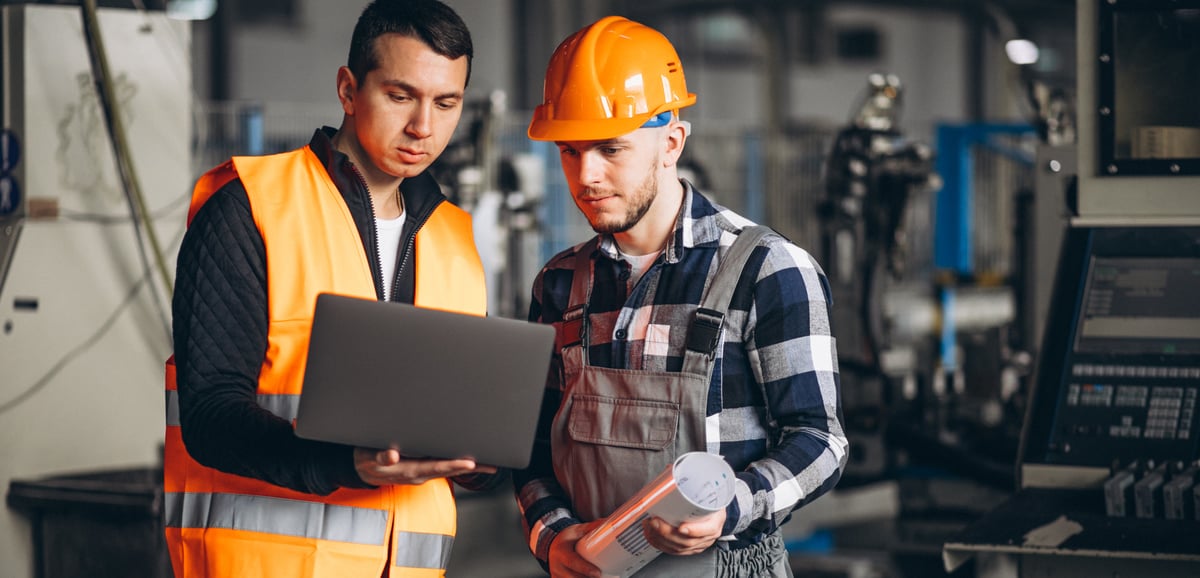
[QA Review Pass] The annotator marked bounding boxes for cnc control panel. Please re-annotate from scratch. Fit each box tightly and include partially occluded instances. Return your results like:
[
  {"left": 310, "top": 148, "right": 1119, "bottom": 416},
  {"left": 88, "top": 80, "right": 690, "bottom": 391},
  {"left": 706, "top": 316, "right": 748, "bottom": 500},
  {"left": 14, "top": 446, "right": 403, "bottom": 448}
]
[{"left": 1027, "top": 228, "right": 1200, "bottom": 469}]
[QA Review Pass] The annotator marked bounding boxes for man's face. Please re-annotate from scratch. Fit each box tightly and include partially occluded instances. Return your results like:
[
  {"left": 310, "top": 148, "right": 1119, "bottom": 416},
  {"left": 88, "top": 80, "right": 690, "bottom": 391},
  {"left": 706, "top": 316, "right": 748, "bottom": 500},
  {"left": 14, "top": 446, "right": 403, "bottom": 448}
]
[
  {"left": 557, "top": 129, "right": 663, "bottom": 235},
  {"left": 341, "top": 34, "right": 467, "bottom": 179}
]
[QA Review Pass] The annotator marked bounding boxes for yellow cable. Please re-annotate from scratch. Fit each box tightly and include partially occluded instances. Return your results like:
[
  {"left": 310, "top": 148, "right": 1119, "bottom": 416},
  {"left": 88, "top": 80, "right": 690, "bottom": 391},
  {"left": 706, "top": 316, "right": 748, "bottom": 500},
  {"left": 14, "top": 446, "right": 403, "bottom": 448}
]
[{"left": 79, "top": 0, "right": 175, "bottom": 311}]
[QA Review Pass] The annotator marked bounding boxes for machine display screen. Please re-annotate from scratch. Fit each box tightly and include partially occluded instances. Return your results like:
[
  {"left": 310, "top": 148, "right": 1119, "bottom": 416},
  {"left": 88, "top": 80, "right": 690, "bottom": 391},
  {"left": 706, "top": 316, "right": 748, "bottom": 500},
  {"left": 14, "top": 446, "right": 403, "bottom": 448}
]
[
  {"left": 1074, "top": 257, "right": 1200, "bottom": 356},
  {"left": 1024, "top": 228, "right": 1200, "bottom": 469}
]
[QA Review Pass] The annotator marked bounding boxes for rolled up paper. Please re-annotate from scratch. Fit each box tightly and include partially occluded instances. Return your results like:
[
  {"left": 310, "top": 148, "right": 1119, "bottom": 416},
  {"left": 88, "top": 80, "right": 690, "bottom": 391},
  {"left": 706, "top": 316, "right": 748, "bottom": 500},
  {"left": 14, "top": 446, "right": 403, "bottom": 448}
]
[{"left": 576, "top": 451, "right": 736, "bottom": 578}]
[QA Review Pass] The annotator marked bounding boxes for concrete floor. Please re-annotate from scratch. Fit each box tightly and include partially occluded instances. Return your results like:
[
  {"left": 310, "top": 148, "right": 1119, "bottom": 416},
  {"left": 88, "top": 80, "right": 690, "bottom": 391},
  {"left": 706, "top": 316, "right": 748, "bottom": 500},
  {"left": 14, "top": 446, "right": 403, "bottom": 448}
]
[
  {"left": 448, "top": 483, "right": 544, "bottom": 577},
  {"left": 445, "top": 480, "right": 902, "bottom": 578},
  {"left": 444, "top": 479, "right": 953, "bottom": 578}
]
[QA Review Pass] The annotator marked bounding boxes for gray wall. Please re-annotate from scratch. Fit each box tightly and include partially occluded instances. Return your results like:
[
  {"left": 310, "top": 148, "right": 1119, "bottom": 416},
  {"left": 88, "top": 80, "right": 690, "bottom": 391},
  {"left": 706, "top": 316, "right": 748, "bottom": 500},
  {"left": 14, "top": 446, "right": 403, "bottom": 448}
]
[
  {"left": 0, "top": 6, "right": 190, "bottom": 577},
  {"left": 196, "top": 0, "right": 1037, "bottom": 139},
  {"left": 192, "top": 0, "right": 518, "bottom": 116}
]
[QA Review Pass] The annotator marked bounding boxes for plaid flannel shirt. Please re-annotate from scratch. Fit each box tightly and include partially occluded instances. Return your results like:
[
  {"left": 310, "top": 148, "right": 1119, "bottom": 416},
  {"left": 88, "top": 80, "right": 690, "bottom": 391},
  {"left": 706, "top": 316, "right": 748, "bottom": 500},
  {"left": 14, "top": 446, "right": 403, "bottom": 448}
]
[{"left": 513, "top": 183, "right": 847, "bottom": 564}]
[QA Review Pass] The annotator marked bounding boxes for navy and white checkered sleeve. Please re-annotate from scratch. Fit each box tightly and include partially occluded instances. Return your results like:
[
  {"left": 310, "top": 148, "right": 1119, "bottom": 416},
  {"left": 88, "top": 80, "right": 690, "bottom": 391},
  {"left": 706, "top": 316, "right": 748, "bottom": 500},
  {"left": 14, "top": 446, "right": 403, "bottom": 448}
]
[{"left": 727, "top": 238, "right": 848, "bottom": 538}]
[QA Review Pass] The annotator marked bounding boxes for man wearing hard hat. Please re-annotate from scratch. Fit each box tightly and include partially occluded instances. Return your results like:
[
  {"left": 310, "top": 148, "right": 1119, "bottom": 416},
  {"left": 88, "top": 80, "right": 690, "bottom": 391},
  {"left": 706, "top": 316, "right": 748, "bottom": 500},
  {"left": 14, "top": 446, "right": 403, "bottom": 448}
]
[{"left": 513, "top": 15, "right": 848, "bottom": 578}]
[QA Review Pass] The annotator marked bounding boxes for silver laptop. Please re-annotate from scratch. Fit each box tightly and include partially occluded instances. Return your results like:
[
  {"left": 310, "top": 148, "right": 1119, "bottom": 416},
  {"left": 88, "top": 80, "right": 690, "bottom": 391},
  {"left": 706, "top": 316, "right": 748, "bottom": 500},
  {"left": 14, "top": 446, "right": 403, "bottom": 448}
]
[{"left": 295, "top": 292, "right": 554, "bottom": 469}]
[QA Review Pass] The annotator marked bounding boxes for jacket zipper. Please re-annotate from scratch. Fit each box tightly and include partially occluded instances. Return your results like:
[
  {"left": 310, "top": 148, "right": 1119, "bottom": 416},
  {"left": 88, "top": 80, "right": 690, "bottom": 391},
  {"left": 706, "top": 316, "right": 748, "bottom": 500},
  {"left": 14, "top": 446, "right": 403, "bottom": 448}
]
[
  {"left": 392, "top": 198, "right": 444, "bottom": 301},
  {"left": 347, "top": 163, "right": 387, "bottom": 301},
  {"left": 346, "top": 161, "right": 444, "bottom": 303}
]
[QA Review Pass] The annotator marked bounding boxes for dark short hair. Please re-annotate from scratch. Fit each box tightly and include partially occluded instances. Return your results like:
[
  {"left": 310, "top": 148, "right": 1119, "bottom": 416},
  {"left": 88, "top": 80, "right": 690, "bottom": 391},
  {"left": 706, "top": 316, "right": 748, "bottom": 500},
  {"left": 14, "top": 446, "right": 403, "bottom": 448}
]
[{"left": 348, "top": 0, "right": 473, "bottom": 87}]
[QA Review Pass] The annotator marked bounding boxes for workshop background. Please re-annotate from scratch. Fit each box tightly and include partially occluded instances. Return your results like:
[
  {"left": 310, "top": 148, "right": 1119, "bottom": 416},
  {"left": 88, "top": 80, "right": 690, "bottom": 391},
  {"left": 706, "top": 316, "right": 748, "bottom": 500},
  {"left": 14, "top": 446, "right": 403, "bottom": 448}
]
[{"left": 2, "top": 0, "right": 1198, "bottom": 577}]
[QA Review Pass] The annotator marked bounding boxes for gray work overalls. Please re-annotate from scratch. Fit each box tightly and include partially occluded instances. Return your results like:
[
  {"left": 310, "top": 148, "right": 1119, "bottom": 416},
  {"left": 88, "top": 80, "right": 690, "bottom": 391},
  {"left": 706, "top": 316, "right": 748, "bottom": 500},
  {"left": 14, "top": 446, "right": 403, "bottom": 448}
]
[{"left": 550, "top": 227, "right": 793, "bottom": 577}]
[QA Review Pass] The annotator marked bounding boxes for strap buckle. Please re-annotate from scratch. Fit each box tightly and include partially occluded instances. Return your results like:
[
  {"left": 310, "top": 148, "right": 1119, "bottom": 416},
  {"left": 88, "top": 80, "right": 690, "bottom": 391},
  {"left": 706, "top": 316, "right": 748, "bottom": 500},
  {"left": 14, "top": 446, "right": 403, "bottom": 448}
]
[
  {"left": 686, "top": 307, "right": 725, "bottom": 356},
  {"left": 557, "top": 304, "right": 587, "bottom": 350}
]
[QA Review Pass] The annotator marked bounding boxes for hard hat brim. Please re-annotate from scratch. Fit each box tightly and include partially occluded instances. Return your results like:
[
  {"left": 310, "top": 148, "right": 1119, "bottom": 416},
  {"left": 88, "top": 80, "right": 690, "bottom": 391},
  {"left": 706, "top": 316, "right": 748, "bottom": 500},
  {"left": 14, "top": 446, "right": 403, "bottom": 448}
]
[
  {"left": 527, "top": 115, "right": 651, "bottom": 142},
  {"left": 527, "top": 95, "right": 697, "bottom": 142}
]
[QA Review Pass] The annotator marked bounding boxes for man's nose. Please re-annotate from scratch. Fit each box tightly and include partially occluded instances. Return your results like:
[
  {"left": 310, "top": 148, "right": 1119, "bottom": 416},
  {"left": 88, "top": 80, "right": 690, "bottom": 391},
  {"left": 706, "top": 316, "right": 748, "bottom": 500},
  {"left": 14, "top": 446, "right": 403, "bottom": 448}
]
[
  {"left": 575, "top": 151, "right": 603, "bottom": 186},
  {"left": 406, "top": 103, "right": 433, "bottom": 139}
]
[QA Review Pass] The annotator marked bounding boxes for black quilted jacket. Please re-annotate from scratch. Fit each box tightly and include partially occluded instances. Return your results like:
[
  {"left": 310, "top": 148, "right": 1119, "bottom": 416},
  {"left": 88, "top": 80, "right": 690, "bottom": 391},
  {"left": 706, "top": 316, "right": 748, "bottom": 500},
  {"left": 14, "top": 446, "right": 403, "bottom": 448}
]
[{"left": 171, "top": 128, "right": 459, "bottom": 495}]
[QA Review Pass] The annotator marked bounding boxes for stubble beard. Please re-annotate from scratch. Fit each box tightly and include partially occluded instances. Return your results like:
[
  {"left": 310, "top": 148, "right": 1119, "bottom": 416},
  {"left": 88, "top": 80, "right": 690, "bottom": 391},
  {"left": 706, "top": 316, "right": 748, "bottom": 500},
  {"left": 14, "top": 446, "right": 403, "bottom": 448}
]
[{"left": 586, "top": 161, "right": 659, "bottom": 235}]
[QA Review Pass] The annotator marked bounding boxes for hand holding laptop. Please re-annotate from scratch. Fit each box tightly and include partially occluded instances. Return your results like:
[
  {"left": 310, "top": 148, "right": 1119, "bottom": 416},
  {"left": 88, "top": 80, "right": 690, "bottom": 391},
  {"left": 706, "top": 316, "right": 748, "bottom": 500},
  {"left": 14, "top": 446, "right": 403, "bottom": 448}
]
[{"left": 353, "top": 447, "right": 497, "bottom": 486}]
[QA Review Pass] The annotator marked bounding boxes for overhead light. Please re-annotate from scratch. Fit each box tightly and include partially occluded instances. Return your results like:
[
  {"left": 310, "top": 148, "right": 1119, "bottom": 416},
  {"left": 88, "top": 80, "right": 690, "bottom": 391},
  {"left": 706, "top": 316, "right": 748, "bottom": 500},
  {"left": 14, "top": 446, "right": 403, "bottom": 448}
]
[
  {"left": 1005, "top": 38, "right": 1040, "bottom": 65},
  {"left": 167, "top": 0, "right": 217, "bottom": 21}
]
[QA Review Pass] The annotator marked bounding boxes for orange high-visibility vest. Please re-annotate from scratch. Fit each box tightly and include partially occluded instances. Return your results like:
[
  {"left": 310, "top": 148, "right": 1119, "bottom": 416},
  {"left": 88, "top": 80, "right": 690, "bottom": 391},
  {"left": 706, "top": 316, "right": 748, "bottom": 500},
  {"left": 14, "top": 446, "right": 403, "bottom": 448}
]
[{"left": 164, "top": 146, "right": 486, "bottom": 578}]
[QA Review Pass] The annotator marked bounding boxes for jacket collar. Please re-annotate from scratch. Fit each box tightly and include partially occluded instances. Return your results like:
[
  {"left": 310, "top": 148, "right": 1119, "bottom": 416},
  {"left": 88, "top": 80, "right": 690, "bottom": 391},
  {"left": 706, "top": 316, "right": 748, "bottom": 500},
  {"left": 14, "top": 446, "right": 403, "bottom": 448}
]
[{"left": 308, "top": 127, "right": 446, "bottom": 223}]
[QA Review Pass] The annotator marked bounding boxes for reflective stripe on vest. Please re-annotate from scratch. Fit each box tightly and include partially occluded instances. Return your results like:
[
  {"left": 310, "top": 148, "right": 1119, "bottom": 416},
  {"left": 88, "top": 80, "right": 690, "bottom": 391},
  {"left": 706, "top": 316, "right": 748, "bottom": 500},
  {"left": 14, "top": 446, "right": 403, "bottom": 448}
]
[
  {"left": 396, "top": 532, "right": 455, "bottom": 571},
  {"left": 164, "top": 491, "right": 389, "bottom": 546},
  {"left": 165, "top": 146, "right": 486, "bottom": 578},
  {"left": 164, "top": 491, "right": 452, "bottom": 569}
]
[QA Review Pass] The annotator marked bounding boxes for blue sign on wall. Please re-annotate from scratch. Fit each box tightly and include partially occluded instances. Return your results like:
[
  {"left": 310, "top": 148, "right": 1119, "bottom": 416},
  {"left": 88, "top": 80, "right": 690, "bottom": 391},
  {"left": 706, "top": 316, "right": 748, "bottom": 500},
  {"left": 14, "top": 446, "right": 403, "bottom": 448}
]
[{"left": 0, "top": 129, "right": 20, "bottom": 173}]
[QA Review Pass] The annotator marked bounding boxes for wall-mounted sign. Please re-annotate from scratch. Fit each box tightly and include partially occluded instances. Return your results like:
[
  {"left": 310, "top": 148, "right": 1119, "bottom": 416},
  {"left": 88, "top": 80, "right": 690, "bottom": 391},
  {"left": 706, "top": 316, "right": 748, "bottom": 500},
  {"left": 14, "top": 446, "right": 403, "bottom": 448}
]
[{"left": 0, "top": 129, "right": 20, "bottom": 174}]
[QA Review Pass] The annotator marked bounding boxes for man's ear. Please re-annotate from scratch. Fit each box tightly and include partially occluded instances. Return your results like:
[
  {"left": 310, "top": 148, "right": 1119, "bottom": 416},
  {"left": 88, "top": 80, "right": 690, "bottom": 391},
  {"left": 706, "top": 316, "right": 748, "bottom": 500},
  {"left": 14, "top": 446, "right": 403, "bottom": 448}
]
[
  {"left": 662, "top": 120, "right": 688, "bottom": 167},
  {"left": 336, "top": 66, "right": 357, "bottom": 115}
]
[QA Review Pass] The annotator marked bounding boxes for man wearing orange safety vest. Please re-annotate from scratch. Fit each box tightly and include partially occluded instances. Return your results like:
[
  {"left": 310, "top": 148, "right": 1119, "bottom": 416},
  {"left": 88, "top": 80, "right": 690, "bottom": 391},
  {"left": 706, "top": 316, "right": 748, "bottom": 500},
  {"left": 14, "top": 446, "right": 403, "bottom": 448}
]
[{"left": 165, "top": 1, "right": 496, "bottom": 576}]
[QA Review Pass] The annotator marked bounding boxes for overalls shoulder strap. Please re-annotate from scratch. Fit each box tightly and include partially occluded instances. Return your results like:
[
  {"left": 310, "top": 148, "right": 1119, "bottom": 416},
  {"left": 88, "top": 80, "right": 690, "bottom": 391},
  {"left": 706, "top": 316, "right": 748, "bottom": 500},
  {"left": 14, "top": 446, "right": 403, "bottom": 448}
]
[
  {"left": 681, "top": 225, "right": 775, "bottom": 375},
  {"left": 556, "top": 238, "right": 601, "bottom": 352}
]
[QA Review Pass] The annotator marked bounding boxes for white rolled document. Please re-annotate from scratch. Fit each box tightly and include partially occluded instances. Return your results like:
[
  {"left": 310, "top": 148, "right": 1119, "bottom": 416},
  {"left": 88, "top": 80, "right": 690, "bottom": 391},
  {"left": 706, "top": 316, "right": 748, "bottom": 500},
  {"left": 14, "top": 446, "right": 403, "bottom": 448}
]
[{"left": 576, "top": 451, "right": 737, "bottom": 578}]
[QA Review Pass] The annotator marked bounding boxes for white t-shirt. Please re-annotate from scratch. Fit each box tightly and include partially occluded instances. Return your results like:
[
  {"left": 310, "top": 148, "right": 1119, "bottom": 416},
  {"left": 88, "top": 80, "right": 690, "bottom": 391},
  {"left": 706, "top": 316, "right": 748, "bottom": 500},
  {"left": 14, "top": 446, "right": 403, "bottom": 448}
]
[
  {"left": 617, "top": 246, "right": 663, "bottom": 288},
  {"left": 376, "top": 212, "right": 407, "bottom": 301}
]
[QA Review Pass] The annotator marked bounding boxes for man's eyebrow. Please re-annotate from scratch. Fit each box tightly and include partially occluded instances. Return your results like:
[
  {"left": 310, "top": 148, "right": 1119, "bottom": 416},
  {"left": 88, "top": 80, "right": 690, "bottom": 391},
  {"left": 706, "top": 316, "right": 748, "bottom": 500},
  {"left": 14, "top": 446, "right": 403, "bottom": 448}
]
[
  {"left": 593, "top": 138, "right": 633, "bottom": 149},
  {"left": 556, "top": 138, "right": 627, "bottom": 148},
  {"left": 379, "top": 79, "right": 463, "bottom": 100}
]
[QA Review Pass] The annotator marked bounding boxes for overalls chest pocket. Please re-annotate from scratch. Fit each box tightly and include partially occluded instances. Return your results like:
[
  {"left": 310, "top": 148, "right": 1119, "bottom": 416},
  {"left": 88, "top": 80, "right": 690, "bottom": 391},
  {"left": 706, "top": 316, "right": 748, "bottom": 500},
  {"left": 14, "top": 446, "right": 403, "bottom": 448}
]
[{"left": 567, "top": 394, "right": 680, "bottom": 450}]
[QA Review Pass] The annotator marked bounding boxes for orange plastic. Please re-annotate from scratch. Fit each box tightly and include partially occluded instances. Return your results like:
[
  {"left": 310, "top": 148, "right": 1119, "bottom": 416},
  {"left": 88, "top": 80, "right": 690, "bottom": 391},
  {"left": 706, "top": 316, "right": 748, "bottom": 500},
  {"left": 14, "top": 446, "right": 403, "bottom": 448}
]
[{"left": 528, "top": 16, "right": 697, "bottom": 141}]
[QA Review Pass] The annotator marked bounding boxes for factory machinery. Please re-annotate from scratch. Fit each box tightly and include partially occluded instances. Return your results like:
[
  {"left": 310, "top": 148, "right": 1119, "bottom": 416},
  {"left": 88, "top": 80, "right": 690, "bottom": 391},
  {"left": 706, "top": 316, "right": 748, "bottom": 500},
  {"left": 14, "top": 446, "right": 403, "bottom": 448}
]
[
  {"left": 942, "top": 214, "right": 1200, "bottom": 578},
  {"left": 815, "top": 4, "right": 1200, "bottom": 576},
  {"left": 820, "top": 68, "right": 1049, "bottom": 486},
  {"left": 941, "top": 1, "right": 1200, "bottom": 577},
  {"left": 807, "top": 64, "right": 1041, "bottom": 576}
]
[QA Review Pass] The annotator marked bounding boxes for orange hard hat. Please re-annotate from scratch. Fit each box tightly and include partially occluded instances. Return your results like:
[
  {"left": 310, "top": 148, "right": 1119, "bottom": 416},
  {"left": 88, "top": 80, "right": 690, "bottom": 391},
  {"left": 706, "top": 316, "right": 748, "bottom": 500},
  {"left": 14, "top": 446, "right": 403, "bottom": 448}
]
[{"left": 528, "top": 16, "right": 697, "bottom": 142}]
